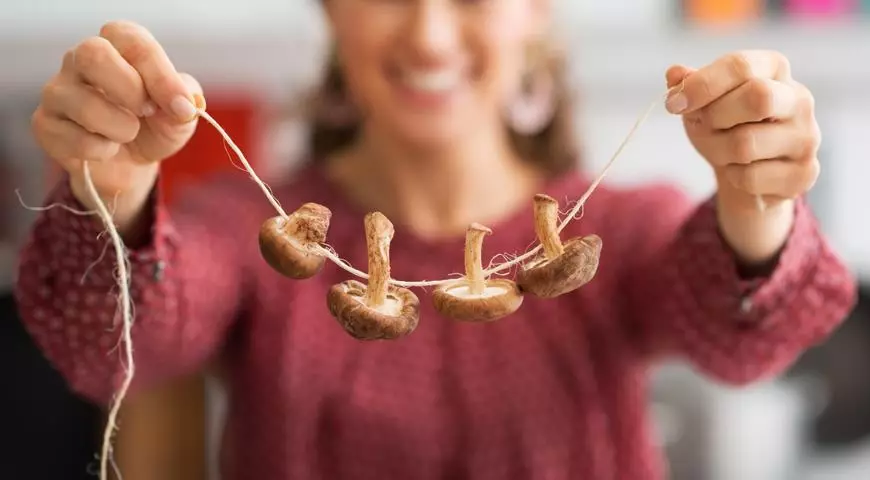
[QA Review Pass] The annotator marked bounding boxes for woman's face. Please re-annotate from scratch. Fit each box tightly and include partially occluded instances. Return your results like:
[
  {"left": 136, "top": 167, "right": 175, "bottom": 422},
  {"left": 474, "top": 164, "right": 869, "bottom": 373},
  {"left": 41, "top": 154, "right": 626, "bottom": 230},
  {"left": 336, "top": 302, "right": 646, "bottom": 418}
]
[{"left": 325, "top": 0, "right": 549, "bottom": 149}]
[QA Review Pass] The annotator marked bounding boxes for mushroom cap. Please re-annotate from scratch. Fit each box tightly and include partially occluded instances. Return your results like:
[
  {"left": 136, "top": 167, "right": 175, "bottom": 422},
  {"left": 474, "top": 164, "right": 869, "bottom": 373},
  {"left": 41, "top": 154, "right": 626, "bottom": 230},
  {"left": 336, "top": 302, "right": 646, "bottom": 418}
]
[
  {"left": 326, "top": 279, "right": 421, "bottom": 340},
  {"left": 517, "top": 234, "right": 602, "bottom": 298},
  {"left": 259, "top": 203, "right": 332, "bottom": 279},
  {"left": 432, "top": 278, "right": 523, "bottom": 323}
]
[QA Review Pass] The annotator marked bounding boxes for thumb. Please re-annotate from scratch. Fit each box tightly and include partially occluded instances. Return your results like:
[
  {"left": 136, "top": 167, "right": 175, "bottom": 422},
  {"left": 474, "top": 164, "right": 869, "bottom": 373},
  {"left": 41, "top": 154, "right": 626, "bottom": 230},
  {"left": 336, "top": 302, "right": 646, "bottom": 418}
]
[
  {"left": 133, "top": 73, "right": 204, "bottom": 163},
  {"left": 179, "top": 73, "right": 206, "bottom": 112},
  {"left": 666, "top": 64, "right": 696, "bottom": 89},
  {"left": 145, "top": 73, "right": 204, "bottom": 123}
]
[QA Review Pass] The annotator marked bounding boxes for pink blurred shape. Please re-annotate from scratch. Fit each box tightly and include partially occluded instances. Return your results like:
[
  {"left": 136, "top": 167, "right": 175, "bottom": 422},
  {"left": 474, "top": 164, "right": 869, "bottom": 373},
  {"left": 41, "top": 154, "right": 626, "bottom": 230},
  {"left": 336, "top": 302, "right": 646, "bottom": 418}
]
[{"left": 783, "top": 0, "right": 859, "bottom": 17}]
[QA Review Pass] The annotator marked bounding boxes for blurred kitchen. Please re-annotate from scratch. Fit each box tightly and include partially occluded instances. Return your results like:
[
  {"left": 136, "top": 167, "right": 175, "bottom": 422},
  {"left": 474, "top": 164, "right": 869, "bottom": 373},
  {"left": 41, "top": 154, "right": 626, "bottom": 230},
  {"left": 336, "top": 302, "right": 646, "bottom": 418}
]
[{"left": 1, "top": 1, "right": 869, "bottom": 479}]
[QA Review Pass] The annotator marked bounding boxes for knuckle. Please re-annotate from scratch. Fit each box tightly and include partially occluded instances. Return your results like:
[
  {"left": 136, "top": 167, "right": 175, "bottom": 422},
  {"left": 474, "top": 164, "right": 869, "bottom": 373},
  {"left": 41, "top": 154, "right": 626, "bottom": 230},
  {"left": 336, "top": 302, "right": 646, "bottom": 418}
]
[
  {"left": 103, "top": 21, "right": 155, "bottom": 66},
  {"left": 77, "top": 95, "right": 140, "bottom": 143},
  {"left": 727, "top": 52, "right": 755, "bottom": 80},
  {"left": 76, "top": 94, "right": 103, "bottom": 129},
  {"left": 30, "top": 108, "right": 47, "bottom": 138},
  {"left": 759, "top": 50, "right": 792, "bottom": 75},
  {"left": 74, "top": 37, "right": 113, "bottom": 72},
  {"left": 804, "top": 158, "right": 821, "bottom": 189},
  {"left": 697, "top": 77, "right": 714, "bottom": 101},
  {"left": 789, "top": 157, "right": 820, "bottom": 197},
  {"left": 731, "top": 129, "right": 757, "bottom": 163},
  {"left": 745, "top": 78, "right": 775, "bottom": 117},
  {"left": 61, "top": 48, "right": 77, "bottom": 72},
  {"left": 40, "top": 79, "right": 62, "bottom": 104},
  {"left": 152, "top": 74, "right": 179, "bottom": 97},
  {"left": 99, "top": 20, "right": 140, "bottom": 40},
  {"left": 802, "top": 128, "right": 821, "bottom": 156},
  {"left": 99, "top": 20, "right": 124, "bottom": 38},
  {"left": 119, "top": 37, "right": 152, "bottom": 66},
  {"left": 773, "top": 51, "right": 791, "bottom": 75},
  {"left": 796, "top": 84, "right": 816, "bottom": 116}
]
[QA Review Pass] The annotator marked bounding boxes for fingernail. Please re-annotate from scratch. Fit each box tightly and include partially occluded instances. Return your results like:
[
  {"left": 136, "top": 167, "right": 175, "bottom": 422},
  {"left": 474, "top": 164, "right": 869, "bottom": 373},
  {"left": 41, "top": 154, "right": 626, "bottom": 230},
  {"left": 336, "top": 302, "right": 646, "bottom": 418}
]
[
  {"left": 666, "top": 93, "right": 688, "bottom": 114},
  {"left": 170, "top": 95, "right": 197, "bottom": 121},
  {"left": 193, "top": 94, "right": 207, "bottom": 111},
  {"left": 141, "top": 101, "right": 157, "bottom": 117}
]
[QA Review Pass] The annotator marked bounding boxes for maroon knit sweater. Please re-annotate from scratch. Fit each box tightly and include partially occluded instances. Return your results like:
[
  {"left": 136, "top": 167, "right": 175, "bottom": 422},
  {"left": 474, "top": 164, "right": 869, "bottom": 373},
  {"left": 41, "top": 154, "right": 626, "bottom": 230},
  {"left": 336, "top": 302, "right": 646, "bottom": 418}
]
[{"left": 14, "top": 163, "right": 856, "bottom": 480}]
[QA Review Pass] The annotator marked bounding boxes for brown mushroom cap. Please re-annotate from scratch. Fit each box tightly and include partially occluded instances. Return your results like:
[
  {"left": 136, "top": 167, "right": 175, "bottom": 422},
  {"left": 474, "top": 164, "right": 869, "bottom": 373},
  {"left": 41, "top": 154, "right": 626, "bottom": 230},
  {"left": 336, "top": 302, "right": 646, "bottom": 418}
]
[
  {"left": 432, "top": 278, "right": 523, "bottom": 323},
  {"left": 259, "top": 203, "right": 332, "bottom": 279},
  {"left": 516, "top": 234, "right": 602, "bottom": 298},
  {"left": 327, "top": 279, "right": 421, "bottom": 340}
]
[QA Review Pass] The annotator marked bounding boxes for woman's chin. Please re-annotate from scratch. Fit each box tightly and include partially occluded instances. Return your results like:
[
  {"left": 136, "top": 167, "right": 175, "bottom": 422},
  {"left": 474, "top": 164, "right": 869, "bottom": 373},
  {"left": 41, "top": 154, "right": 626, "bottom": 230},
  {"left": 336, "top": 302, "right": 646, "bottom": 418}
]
[{"left": 391, "top": 121, "right": 468, "bottom": 152}]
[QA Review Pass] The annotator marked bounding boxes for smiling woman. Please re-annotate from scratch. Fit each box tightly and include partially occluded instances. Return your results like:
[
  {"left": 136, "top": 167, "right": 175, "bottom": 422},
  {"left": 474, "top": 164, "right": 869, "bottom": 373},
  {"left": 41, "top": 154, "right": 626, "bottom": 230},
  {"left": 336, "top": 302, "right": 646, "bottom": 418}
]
[
  {"left": 13, "top": 0, "right": 857, "bottom": 479},
  {"left": 308, "top": 0, "right": 578, "bottom": 175}
]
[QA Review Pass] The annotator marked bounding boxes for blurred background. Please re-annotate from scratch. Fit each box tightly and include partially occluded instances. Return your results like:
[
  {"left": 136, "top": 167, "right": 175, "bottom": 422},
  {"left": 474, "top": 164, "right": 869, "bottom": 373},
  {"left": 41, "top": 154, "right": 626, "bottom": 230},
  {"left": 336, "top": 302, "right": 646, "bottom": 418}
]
[{"left": 1, "top": 1, "right": 869, "bottom": 479}]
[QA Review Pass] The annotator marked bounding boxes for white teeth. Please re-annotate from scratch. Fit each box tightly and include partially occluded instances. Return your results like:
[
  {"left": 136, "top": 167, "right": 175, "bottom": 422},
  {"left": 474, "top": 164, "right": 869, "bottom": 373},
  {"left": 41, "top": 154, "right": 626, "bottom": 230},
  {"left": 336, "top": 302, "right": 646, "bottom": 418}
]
[{"left": 403, "top": 70, "right": 460, "bottom": 92}]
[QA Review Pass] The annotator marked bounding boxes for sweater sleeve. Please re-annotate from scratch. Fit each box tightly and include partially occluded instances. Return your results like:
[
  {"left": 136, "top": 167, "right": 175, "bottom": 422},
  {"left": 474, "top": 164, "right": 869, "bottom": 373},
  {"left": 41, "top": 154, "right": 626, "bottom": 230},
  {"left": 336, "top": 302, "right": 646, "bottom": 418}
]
[
  {"left": 14, "top": 176, "right": 249, "bottom": 405},
  {"left": 618, "top": 186, "right": 857, "bottom": 386}
]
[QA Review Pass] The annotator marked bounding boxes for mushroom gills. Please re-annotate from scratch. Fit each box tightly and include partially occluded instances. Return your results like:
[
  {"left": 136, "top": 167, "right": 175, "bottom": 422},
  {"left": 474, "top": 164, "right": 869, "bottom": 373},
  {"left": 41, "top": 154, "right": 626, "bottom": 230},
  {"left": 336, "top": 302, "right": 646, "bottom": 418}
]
[
  {"left": 327, "top": 279, "right": 421, "bottom": 340},
  {"left": 432, "top": 223, "right": 524, "bottom": 322},
  {"left": 325, "top": 212, "right": 421, "bottom": 340},
  {"left": 349, "top": 290, "right": 403, "bottom": 316},
  {"left": 443, "top": 284, "right": 512, "bottom": 299}
]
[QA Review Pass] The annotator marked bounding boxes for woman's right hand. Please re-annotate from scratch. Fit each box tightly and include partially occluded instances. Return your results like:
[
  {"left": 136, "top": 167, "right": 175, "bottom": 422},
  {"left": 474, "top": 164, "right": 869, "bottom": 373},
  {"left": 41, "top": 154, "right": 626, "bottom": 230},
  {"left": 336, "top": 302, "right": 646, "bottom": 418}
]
[{"left": 31, "top": 20, "right": 204, "bottom": 232}]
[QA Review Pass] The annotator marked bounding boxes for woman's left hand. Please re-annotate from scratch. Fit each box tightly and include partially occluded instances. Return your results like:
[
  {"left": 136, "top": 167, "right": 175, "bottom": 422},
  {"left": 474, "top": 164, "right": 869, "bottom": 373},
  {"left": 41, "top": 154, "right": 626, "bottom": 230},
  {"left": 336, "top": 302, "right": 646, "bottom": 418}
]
[
  {"left": 664, "top": 50, "right": 821, "bottom": 211},
  {"left": 663, "top": 50, "right": 821, "bottom": 265}
]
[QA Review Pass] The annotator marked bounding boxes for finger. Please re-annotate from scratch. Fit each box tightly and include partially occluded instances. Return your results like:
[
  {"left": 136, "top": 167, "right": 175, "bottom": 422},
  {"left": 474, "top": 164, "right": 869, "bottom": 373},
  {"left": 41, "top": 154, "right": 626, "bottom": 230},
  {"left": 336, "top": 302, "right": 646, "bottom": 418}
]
[
  {"left": 666, "top": 50, "right": 791, "bottom": 114},
  {"left": 179, "top": 73, "right": 205, "bottom": 110},
  {"left": 723, "top": 157, "right": 819, "bottom": 198},
  {"left": 99, "top": 21, "right": 199, "bottom": 122},
  {"left": 704, "top": 121, "right": 817, "bottom": 166},
  {"left": 32, "top": 106, "right": 120, "bottom": 164},
  {"left": 137, "top": 72, "right": 204, "bottom": 141},
  {"left": 701, "top": 78, "right": 801, "bottom": 130},
  {"left": 665, "top": 64, "right": 695, "bottom": 89},
  {"left": 42, "top": 81, "right": 141, "bottom": 144},
  {"left": 62, "top": 37, "right": 155, "bottom": 118}
]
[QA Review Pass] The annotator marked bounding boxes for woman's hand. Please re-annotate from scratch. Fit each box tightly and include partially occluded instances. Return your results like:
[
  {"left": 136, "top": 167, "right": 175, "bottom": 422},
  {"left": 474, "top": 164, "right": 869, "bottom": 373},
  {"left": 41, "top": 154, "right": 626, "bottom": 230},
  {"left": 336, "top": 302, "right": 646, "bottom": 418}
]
[
  {"left": 664, "top": 50, "right": 820, "bottom": 266},
  {"left": 31, "top": 20, "right": 203, "bottom": 234}
]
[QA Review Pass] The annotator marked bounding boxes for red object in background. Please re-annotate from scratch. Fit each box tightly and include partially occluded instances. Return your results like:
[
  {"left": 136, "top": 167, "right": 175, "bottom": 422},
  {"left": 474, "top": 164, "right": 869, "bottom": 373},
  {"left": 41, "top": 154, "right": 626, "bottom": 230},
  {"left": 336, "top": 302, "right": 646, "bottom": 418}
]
[{"left": 160, "top": 91, "right": 262, "bottom": 205}]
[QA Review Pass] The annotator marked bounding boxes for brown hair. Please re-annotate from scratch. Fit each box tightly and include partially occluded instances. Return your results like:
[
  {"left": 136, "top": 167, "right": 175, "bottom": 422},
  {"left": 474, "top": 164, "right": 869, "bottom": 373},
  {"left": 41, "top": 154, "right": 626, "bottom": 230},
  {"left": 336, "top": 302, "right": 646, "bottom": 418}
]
[{"left": 306, "top": 45, "right": 580, "bottom": 177}]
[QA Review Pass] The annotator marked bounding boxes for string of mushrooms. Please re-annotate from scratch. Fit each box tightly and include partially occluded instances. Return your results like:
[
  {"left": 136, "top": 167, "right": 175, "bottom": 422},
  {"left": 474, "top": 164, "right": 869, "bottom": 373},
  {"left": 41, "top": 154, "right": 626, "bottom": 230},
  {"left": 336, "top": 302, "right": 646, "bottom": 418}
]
[
  {"left": 257, "top": 194, "right": 602, "bottom": 339},
  {"left": 197, "top": 84, "right": 684, "bottom": 341}
]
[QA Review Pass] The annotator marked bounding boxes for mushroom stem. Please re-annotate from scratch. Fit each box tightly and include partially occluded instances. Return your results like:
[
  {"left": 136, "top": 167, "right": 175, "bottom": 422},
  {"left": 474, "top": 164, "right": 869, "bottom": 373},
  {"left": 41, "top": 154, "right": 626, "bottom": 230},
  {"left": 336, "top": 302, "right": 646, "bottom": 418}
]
[
  {"left": 285, "top": 203, "right": 331, "bottom": 244},
  {"left": 363, "top": 212, "right": 394, "bottom": 308},
  {"left": 533, "top": 194, "right": 564, "bottom": 260},
  {"left": 464, "top": 223, "right": 492, "bottom": 296}
]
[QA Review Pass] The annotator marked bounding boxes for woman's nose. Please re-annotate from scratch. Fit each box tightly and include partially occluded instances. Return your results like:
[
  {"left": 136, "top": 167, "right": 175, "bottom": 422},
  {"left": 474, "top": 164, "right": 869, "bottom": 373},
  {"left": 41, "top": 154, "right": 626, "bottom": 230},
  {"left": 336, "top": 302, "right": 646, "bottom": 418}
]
[{"left": 407, "top": 1, "right": 460, "bottom": 60}]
